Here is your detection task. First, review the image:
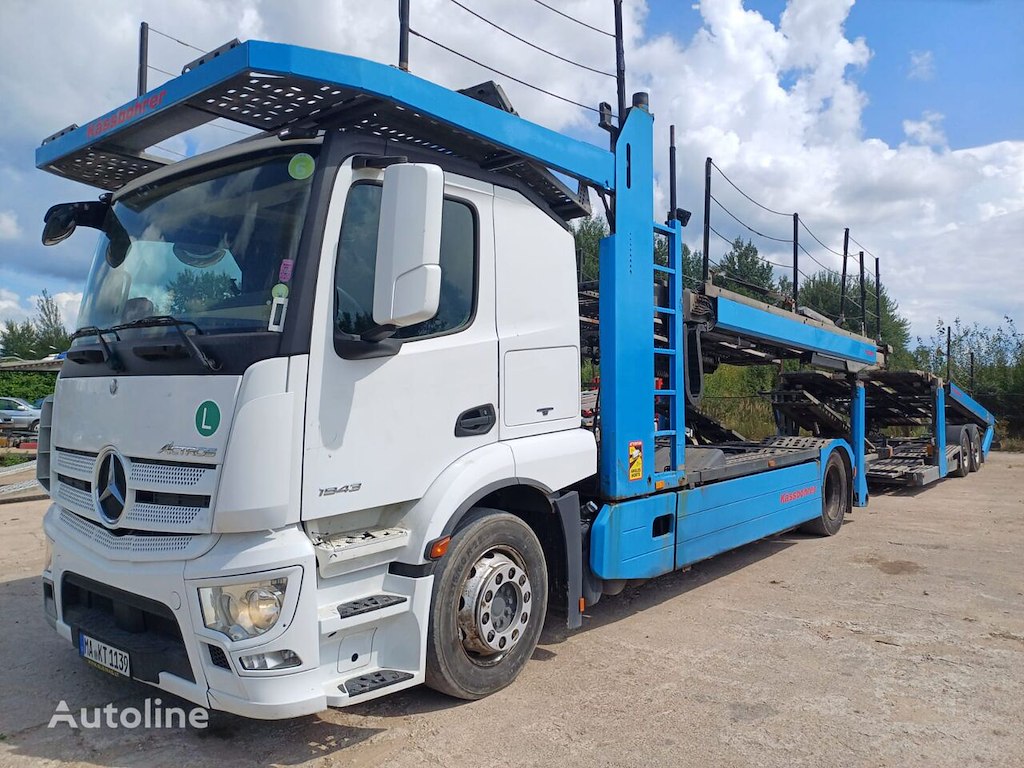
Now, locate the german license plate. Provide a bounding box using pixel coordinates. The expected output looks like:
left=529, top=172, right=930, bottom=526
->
left=79, top=632, right=131, bottom=678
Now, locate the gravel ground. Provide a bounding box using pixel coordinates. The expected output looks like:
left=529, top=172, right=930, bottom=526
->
left=0, top=453, right=1021, bottom=768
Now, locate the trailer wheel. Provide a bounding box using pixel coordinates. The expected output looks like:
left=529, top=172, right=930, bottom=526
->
left=953, top=429, right=971, bottom=478
left=967, top=426, right=982, bottom=473
left=425, top=510, right=548, bottom=700
left=800, top=452, right=849, bottom=537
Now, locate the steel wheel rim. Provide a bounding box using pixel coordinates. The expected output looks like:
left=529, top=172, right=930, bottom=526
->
left=457, top=547, right=533, bottom=667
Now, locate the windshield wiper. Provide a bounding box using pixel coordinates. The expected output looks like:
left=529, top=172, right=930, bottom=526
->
left=68, top=326, right=123, bottom=370
left=110, top=315, right=221, bottom=371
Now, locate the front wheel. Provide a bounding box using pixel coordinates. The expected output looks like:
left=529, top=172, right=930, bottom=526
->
left=799, top=451, right=850, bottom=537
left=29, top=420, right=39, bottom=432
left=425, top=510, right=548, bottom=700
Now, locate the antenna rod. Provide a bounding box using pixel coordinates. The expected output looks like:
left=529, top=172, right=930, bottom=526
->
left=840, top=228, right=849, bottom=322
left=137, top=22, right=149, bottom=97
left=613, top=0, right=626, bottom=127
left=668, top=125, right=677, bottom=222
left=399, top=0, right=411, bottom=71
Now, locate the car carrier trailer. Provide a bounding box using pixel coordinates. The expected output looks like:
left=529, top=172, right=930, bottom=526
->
left=31, top=35, right=986, bottom=718
left=770, top=369, right=995, bottom=487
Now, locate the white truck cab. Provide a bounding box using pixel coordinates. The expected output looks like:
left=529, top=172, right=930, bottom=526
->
left=40, top=125, right=594, bottom=717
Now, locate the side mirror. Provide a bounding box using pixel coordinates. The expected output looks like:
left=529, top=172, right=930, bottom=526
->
left=370, top=163, right=443, bottom=335
left=42, top=204, right=78, bottom=245
left=42, top=201, right=109, bottom=246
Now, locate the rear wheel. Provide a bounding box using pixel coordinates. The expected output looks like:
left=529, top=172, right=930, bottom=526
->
left=967, top=426, right=982, bottom=472
left=953, top=429, right=970, bottom=477
left=800, top=452, right=849, bottom=537
left=425, top=510, right=548, bottom=700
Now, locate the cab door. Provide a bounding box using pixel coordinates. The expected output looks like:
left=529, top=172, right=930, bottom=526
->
left=302, top=160, right=497, bottom=520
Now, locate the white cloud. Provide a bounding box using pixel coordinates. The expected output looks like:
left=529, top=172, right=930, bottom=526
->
left=903, top=110, right=946, bottom=147
left=908, top=49, right=934, bottom=81
left=0, top=210, right=21, bottom=240
left=0, top=0, right=1021, bottom=339
left=0, top=289, right=29, bottom=323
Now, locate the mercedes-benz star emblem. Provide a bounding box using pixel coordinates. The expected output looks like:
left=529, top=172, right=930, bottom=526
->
left=95, top=451, right=128, bottom=524
left=109, top=378, right=118, bottom=395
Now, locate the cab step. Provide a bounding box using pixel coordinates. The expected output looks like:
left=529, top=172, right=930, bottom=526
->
left=342, top=669, right=414, bottom=697
left=337, top=594, right=407, bottom=619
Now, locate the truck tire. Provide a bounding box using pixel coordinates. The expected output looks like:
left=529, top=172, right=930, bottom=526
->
left=953, top=429, right=970, bottom=478
left=799, top=451, right=849, bottom=537
left=966, top=425, right=982, bottom=472
left=425, top=510, right=548, bottom=700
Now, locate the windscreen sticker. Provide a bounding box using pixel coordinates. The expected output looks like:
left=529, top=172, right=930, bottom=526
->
left=195, top=401, right=221, bottom=438
left=628, top=440, right=643, bottom=481
left=271, top=283, right=289, bottom=299
left=278, top=259, right=295, bottom=282
left=288, top=153, right=315, bottom=180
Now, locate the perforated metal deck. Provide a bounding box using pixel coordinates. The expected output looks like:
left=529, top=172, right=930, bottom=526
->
left=37, top=42, right=594, bottom=219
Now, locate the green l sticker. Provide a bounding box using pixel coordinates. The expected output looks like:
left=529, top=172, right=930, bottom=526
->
left=195, top=400, right=221, bottom=437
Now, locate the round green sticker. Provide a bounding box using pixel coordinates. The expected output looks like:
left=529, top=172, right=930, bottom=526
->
left=195, top=400, right=221, bottom=437
left=288, top=153, right=315, bottom=180
left=271, top=282, right=289, bottom=299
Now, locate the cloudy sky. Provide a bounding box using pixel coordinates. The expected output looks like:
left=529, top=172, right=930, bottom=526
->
left=1, top=0, right=1021, bottom=340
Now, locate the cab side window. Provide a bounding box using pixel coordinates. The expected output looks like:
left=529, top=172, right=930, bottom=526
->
left=334, top=182, right=476, bottom=340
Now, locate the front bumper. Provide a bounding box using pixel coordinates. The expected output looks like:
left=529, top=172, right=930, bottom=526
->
left=43, top=504, right=327, bottom=719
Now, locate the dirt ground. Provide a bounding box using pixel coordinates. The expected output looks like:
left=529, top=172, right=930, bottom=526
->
left=1, top=454, right=1022, bottom=768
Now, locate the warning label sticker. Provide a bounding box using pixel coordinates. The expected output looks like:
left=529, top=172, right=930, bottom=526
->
left=628, top=440, right=643, bottom=481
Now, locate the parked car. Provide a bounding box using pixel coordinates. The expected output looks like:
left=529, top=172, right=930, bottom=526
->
left=0, top=397, right=42, bottom=431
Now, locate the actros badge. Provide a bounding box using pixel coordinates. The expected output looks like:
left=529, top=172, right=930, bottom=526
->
left=319, top=484, right=362, bottom=497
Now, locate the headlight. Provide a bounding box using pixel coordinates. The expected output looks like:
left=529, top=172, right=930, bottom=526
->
left=199, top=577, right=288, bottom=641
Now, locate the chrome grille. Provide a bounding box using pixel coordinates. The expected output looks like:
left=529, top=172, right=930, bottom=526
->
left=55, top=449, right=96, bottom=476
left=53, top=447, right=218, bottom=534
left=57, top=509, right=216, bottom=561
left=130, top=462, right=209, bottom=487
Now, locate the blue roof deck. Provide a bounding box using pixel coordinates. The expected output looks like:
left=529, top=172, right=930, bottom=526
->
left=36, top=40, right=612, bottom=212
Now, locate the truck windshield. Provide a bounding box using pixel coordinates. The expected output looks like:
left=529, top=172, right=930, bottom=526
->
left=74, top=147, right=319, bottom=339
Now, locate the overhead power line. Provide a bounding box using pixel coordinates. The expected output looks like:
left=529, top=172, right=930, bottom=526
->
left=710, top=161, right=791, bottom=217
left=148, top=26, right=206, bottom=53
left=798, top=218, right=844, bottom=258
left=147, top=64, right=176, bottom=77
left=797, top=242, right=841, bottom=277
left=448, top=0, right=614, bottom=78
left=409, top=28, right=604, bottom=114
left=711, top=194, right=793, bottom=244
left=527, top=0, right=615, bottom=37
left=848, top=234, right=877, bottom=261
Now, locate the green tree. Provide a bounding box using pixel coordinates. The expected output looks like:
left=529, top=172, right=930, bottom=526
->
left=795, top=271, right=912, bottom=367
left=0, top=319, right=39, bottom=360
left=34, top=290, right=71, bottom=354
left=572, top=215, right=607, bottom=284
left=713, top=238, right=775, bottom=299
left=165, top=271, right=237, bottom=315
left=912, top=317, right=1024, bottom=437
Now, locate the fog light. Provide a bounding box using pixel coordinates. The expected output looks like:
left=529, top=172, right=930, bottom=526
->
left=43, top=578, right=56, bottom=620
left=239, top=649, right=301, bottom=671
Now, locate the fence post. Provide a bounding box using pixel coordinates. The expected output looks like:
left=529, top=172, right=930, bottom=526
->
left=702, top=157, right=711, bottom=282
left=137, top=22, right=149, bottom=97
left=874, top=256, right=882, bottom=342
left=859, top=251, right=866, bottom=334
left=792, top=213, right=799, bottom=308
left=398, top=0, right=411, bottom=71
left=840, top=228, right=849, bottom=322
